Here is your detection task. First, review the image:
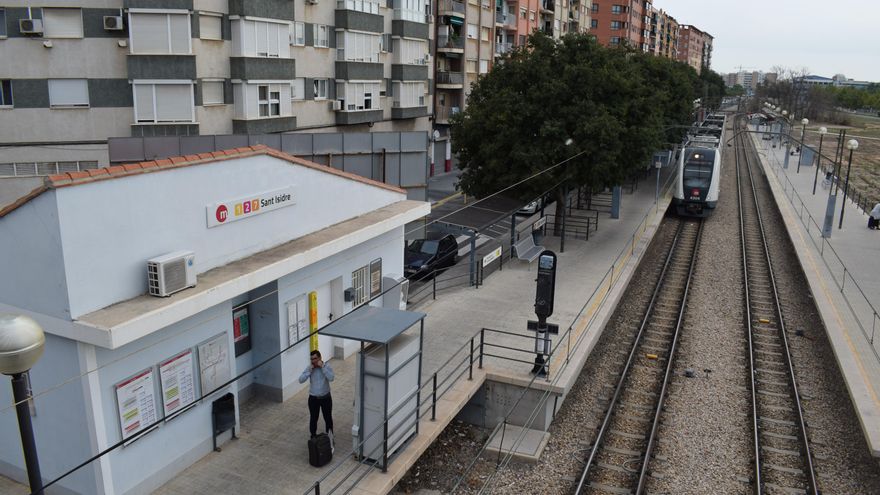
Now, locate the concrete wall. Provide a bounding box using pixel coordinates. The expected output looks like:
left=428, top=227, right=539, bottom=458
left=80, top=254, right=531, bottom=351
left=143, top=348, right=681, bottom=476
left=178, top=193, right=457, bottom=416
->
left=0, top=334, right=97, bottom=494
left=51, top=153, right=405, bottom=317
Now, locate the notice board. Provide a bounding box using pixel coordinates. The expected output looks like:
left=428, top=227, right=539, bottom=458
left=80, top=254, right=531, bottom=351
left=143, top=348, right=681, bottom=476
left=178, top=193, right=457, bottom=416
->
left=198, top=333, right=231, bottom=396
left=158, top=349, right=196, bottom=417
left=115, top=367, right=159, bottom=441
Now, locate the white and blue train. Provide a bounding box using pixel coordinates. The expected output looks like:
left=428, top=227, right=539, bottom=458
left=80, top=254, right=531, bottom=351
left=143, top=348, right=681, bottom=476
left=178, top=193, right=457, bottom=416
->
left=672, top=113, right=726, bottom=217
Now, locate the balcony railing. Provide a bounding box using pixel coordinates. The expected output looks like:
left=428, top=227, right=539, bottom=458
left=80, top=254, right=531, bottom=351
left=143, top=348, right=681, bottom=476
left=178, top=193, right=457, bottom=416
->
left=437, top=34, right=465, bottom=50
left=436, top=71, right=464, bottom=85
left=494, top=42, right=513, bottom=55
left=439, top=0, right=465, bottom=14
left=541, top=0, right=555, bottom=12
left=435, top=105, right=461, bottom=122
left=337, top=0, right=380, bottom=14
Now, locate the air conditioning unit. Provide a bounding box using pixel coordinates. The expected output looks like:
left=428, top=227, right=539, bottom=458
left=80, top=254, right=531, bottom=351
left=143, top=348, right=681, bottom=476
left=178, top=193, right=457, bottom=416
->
left=147, top=251, right=197, bottom=297
left=307, top=0, right=319, bottom=4
left=331, top=100, right=342, bottom=111
left=19, top=18, right=43, bottom=34
left=103, top=15, right=124, bottom=30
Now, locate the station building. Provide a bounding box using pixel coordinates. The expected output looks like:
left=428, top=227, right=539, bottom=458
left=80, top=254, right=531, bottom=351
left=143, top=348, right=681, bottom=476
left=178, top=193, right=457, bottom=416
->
left=0, top=145, right=429, bottom=494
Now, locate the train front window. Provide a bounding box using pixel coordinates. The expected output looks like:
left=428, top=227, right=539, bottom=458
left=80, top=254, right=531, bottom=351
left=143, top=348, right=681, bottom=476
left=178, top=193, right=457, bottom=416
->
left=683, top=150, right=714, bottom=190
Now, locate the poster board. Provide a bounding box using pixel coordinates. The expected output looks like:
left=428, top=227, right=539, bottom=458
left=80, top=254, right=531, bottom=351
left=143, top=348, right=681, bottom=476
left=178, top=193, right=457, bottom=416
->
left=198, top=333, right=231, bottom=396
left=158, top=349, right=196, bottom=417
left=369, top=258, right=382, bottom=298
left=233, top=306, right=251, bottom=357
left=286, top=295, right=308, bottom=347
left=115, top=367, right=159, bottom=441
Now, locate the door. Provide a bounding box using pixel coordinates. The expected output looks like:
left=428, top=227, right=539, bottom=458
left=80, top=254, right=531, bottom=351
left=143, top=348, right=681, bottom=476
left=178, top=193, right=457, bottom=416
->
left=314, top=283, right=334, bottom=361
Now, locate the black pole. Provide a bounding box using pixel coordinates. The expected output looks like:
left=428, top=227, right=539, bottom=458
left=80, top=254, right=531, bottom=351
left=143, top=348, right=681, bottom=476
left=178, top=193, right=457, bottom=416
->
left=531, top=315, right=547, bottom=377
left=11, top=372, right=42, bottom=495
left=812, top=134, right=824, bottom=195
left=797, top=123, right=806, bottom=173
left=839, top=148, right=854, bottom=229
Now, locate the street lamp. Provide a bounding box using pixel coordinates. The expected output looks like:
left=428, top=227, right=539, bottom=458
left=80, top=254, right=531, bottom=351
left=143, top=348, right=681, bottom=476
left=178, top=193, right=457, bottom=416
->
left=0, top=314, right=45, bottom=495
left=812, top=127, right=828, bottom=194
left=780, top=111, right=793, bottom=168
left=839, top=139, right=859, bottom=228
left=796, top=118, right=809, bottom=173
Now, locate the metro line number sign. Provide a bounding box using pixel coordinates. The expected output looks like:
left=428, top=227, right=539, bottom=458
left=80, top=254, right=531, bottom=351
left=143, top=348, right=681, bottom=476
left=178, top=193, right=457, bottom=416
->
left=206, top=186, right=296, bottom=228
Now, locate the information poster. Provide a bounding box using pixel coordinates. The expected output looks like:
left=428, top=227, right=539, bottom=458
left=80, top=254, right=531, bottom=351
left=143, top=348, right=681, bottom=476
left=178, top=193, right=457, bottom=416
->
left=233, top=307, right=251, bottom=357
left=198, top=333, right=231, bottom=395
left=369, top=258, right=382, bottom=298
left=287, top=296, right=308, bottom=346
left=158, top=350, right=196, bottom=417
left=115, top=368, right=158, bottom=441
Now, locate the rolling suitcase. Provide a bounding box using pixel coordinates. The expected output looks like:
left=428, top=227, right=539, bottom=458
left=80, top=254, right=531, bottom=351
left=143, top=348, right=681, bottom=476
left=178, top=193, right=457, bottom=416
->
left=308, top=433, right=333, bottom=467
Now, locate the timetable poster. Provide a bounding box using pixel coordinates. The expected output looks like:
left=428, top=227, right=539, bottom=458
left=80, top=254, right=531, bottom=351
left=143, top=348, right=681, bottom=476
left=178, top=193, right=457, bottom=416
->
left=158, top=350, right=196, bottom=417
left=115, top=368, right=158, bottom=441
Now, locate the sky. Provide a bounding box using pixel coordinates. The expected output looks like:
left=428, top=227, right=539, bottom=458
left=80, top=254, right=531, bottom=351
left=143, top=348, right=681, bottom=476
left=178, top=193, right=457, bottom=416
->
left=656, top=0, right=880, bottom=81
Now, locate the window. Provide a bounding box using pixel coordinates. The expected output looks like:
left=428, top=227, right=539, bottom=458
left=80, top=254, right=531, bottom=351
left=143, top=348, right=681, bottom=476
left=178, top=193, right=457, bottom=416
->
left=466, top=23, right=477, bottom=39
left=291, top=21, right=305, bottom=46
left=234, top=19, right=290, bottom=58
left=520, top=7, right=526, bottom=19
left=591, top=19, right=598, bottom=29
left=314, top=24, right=330, bottom=48
left=393, top=0, right=425, bottom=22
left=393, top=82, right=425, bottom=108
left=518, top=34, right=526, bottom=46
left=481, top=27, right=489, bottom=41
left=610, top=36, right=620, bottom=45
left=129, top=12, right=191, bottom=55
left=133, top=83, right=194, bottom=123
left=48, top=79, right=89, bottom=108
left=258, top=86, right=281, bottom=117
left=611, top=5, right=625, bottom=14
left=479, top=59, right=488, bottom=74
left=337, top=81, right=381, bottom=111
left=0, top=80, right=13, bottom=107
left=338, top=0, right=381, bottom=15
left=199, top=13, right=222, bottom=40
left=466, top=58, right=477, bottom=73
left=202, top=80, right=224, bottom=105
left=0, top=9, right=6, bottom=37
left=591, top=3, right=599, bottom=13
left=611, top=21, right=624, bottom=30
left=351, top=265, right=369, bottom=307
left=291, top=78, right=305, bottom=100
left=336, top=31, right=381, bottom=62
left=314, top=79, right=328, bottom=99
left=43, top=8, right=83, bottom=38
left=393, top=38, right=427, bottom=65
left=529, top=10, right=535, bottom=21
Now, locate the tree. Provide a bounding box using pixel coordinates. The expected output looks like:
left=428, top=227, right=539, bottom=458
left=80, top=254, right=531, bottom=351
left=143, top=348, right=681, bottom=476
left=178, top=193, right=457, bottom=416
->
left=451, top=33, right=700, bottom=222
left=726, top=84, right=745, bottom=96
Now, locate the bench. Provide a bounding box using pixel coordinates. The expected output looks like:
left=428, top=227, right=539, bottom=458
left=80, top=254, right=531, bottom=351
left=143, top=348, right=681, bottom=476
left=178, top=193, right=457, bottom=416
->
left=514, top=234, right=544, bottom=265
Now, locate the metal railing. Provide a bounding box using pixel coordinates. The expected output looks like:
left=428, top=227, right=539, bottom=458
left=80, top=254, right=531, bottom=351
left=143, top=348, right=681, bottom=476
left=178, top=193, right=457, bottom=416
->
left=434, top=105, right=461, bottom=123
left=438, top=0, right=466, bottom=14
left=494, top=41, right=513, bottom=55
left=436, top=71, right=465, bottom=85
left=758, top=135, right=880, bottom=364
left=436, top=34, right=465, bottom=50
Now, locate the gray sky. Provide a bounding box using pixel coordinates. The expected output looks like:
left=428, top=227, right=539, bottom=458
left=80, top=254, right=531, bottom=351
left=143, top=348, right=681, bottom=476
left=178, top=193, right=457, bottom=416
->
left=657, top=0, right=880, bottom=81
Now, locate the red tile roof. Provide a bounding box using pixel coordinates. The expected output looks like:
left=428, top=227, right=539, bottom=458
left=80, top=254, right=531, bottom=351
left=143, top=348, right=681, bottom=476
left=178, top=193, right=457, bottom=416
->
left=1, top=145, right=406, bottom=218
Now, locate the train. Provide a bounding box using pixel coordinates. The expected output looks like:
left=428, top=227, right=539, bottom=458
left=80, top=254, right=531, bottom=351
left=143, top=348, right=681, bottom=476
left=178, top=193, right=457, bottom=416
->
left=672, top=113, right=726, bottom=217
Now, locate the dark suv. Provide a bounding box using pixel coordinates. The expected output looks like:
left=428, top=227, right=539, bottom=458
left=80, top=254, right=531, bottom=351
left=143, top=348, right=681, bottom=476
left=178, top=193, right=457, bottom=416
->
left=404, top=234, right=459, bottom=280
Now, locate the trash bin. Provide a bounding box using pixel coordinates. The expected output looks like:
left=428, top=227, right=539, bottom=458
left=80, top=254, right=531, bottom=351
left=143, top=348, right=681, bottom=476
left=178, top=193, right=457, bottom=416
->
left=211, top=392, right=236, bottom=451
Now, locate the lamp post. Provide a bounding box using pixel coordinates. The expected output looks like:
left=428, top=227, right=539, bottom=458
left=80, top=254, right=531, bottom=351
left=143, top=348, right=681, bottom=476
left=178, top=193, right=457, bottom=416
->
left=781, top=110, right=792, bottom=169
left=812, top=127, right=827, bottom=195
left=796, top=118, right=809, bottom=173
left=0, top=314, right=46, bottom=495
left=838, top=139, right=859, bottom=229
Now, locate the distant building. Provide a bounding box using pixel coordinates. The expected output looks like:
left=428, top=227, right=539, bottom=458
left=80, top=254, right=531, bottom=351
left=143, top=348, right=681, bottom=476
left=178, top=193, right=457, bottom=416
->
left=589, top=0, right=653, bottom=52
left=832, top=74, right=872, bottom=90
left=648, top=7, right=678, bottom=60
left=677, top=24, right=712, bottom=74
left=725, top=70, right=772, bottom=94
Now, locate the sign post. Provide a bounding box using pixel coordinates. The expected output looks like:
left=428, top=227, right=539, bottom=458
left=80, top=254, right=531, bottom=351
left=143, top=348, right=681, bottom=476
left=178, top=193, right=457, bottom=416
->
left=531, top=251, right=557, bottom=377
left=309, top=291, right=319, bottom=352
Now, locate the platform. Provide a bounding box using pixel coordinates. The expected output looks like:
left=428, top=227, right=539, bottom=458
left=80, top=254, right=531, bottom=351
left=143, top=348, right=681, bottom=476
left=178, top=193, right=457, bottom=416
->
left=750, top=130, right=880, bottom=457
left=155, top=166, right=676, bottom=494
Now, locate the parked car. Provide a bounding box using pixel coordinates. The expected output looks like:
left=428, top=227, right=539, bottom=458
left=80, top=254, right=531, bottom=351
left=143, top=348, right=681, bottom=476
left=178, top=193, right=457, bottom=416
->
left=404, top=234, right=459, bottom=280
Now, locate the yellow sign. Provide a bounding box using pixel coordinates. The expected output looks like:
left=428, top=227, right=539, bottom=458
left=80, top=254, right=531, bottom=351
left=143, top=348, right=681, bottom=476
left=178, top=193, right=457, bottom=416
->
left=309, top=291, right=319, bottom=352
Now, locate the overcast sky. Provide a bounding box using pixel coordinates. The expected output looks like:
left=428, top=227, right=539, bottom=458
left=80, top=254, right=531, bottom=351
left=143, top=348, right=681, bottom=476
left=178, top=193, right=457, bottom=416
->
left=657, top=0, right=880, bottom=81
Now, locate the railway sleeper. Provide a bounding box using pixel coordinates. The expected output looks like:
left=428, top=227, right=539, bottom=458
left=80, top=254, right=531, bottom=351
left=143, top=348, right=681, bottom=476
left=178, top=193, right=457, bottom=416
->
left=762, top=482, right=808, bottom=495
left=586, top=482, right=634, bottom=495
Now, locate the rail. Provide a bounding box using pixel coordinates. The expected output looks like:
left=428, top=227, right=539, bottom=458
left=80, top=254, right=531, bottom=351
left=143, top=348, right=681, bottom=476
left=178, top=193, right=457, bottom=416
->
left=452, top=168, right=678, bottom=493
left=755, top=133, right=880, bottom=365
left=739, top=125, right=819, bottom=494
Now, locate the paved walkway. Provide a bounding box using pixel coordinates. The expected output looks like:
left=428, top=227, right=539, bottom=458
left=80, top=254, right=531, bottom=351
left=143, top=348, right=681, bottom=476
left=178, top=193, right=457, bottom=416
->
left=155, top=165, right=676, bottom=494
left=750, top=129, right=880, bottom=456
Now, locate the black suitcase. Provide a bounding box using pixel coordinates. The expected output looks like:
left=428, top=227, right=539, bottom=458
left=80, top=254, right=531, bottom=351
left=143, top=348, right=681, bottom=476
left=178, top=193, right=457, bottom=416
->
left=308, top=433, right=333, bottom=467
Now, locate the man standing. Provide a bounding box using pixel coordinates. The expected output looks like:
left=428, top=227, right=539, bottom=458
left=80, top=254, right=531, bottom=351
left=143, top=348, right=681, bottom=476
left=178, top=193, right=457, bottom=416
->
left=299, top=350, right=335, bottom=449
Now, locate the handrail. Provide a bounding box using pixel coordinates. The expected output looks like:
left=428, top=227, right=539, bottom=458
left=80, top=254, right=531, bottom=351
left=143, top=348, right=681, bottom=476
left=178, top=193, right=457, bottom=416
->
left=755, top=131, right=880, bottom=363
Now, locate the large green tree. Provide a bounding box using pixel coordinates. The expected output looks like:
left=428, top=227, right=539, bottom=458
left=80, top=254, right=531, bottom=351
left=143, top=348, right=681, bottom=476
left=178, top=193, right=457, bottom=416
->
left=451, top=33, right=700, bottom=218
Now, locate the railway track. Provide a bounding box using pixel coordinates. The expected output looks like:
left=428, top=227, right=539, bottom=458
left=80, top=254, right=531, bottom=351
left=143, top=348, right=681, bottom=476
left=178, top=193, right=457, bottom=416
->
left=574, top=217, right=703, bottom=495
left=735, top=123, right=819, bottom=494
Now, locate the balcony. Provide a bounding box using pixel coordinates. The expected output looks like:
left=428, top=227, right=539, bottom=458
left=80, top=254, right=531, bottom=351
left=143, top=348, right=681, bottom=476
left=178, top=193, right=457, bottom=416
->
left=436, top=71, right=465, bottom=88
left=437, top=34, right=465, bottom=53
left=435, top=105, right=461, bottom=124
left=541, top=0, right=555, bottom=13
left=494, top=42, right=513, bottom=56
left=439, top=0, right=466, bottom=17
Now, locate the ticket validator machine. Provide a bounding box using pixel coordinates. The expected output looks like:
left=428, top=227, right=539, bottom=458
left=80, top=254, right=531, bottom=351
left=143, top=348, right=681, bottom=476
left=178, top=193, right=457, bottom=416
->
left=531, top=250, right=557, bottom=376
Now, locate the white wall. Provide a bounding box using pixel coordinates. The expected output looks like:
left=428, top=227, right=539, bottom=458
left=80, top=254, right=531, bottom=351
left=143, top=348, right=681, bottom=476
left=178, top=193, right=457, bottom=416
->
left=0, top=107, right=133, bottom=142
left=52, top=154, right=405, bottom=317
left=0, top=191, right=71, bottom=319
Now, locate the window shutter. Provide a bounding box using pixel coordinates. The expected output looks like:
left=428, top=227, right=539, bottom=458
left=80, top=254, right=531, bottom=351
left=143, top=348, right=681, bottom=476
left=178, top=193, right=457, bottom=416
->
left=169, top=14, right=191, bottom=54
left=202, top=81, right=224, bottom=104
left=155, top=84, right=192, bottom=122
left=134, top=84, right=155, bottom=122
left=199, top=14, right=222, bottom=40
left=48, top=79, right=89, bottom=107
left=43, top=8, right=83, bottom=38
left=130, top=13, right=168, bottom=53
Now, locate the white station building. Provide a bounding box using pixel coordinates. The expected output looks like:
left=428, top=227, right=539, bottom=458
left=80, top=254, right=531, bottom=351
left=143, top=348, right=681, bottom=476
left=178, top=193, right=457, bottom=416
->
left=0, top=145, right=429, bottom=494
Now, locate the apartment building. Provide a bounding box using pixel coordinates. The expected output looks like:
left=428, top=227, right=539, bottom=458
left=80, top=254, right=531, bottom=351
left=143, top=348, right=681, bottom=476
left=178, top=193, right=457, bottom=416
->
left=648, top=6, right=676, bottom=60
left=677, top=23, right=712, bottom=74
left=0, top=0, right=432, bottom=165
left=588, top=0, right=652, bottom=52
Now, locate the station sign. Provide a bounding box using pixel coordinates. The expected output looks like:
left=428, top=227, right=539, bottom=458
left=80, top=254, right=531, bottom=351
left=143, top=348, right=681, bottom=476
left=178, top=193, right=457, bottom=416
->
left=482, top=246, right=502, bottom=267
left=206, top=186, right=296, bottom=228
left=532, top=217, right=547, bottom=231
